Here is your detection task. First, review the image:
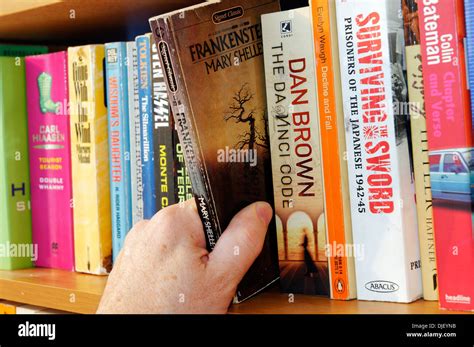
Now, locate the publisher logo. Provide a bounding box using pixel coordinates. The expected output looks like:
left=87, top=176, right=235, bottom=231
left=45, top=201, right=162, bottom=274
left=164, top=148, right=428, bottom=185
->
left=280, top=20, right=292, bottom=35
left=158, top=41, right=178, bottom=93
left=106, top=48, right=118, bottom=64
left=365, top=280, right=399, bottom=293
left=212, top=6, right=244, bottom=24
left=445, top=294, right=471, bottom=305
left=335, top=278, right=345, bottom=294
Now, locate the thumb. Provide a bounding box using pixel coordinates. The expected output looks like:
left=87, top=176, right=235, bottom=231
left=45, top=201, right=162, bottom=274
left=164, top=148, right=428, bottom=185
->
left=207, top=201, right=273, bottom=284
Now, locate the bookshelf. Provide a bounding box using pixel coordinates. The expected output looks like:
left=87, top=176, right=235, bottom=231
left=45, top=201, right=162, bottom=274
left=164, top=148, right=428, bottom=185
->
left=0, top=268, right=465, bottom=314
left=0, top=0, right=202, bottom=44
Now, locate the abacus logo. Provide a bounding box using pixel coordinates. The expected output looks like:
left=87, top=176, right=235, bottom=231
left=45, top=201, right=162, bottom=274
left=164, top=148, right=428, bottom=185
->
left=365, top=280, right=400, bottom=293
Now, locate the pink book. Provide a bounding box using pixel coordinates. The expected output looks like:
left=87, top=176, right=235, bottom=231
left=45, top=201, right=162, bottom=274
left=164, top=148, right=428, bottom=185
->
left=26, top=51, right=75, bottom=271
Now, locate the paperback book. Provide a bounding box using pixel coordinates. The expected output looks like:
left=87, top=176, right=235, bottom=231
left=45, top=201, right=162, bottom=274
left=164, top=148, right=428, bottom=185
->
left=419, top=0, right=474, bottom=311
left=105, top=42, right=133, bottom=261
left=136, top=34, right=157, bottom=218
left=262, top=7, right=329, bottom=296
left=310, top=0, right=357, bottom=300
left=149, top=0, right=281, bottom=302
left=150, top=40, right=176, bottom=210
left=402, top=0, right=438, bottom=300
left=26, top=51, right=75, bottom=271
left=0, top=57, right=33, bottom=270
left=335, top=0, right=422, bottom=302
left=466, top=0, right=474, bottom=119
left=127, top=41, right=144, bottom=225
left=68, top=45, right=112, bottom=274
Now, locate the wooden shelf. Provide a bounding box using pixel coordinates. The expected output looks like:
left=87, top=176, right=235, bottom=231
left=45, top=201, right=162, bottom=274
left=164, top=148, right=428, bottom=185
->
left=0, top=268, right=106, bottom=314
left=0, top=0, right=202, bottom=44
left=0, top=268, right=469, bottom=314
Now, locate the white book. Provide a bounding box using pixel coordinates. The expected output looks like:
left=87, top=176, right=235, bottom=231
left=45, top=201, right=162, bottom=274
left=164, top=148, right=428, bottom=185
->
left=126, top=41, right=144, bottom=225
left=262, top=7, right=329, bottom=296
left=335, top=0, right=422, bottom=302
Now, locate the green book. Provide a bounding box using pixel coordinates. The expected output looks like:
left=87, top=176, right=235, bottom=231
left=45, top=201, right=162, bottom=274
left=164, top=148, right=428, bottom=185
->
left=0, top=44, right=48, bottom=57
left=0, top=57, right=33, bottom=270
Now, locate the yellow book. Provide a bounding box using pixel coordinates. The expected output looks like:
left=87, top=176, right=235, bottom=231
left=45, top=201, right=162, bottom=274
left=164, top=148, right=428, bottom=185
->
left=68, top=45, right=112, bottom=274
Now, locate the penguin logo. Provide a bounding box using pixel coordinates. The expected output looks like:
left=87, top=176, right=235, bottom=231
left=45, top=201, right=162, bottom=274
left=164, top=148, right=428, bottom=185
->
left=335, top=278, right=345, bottom=294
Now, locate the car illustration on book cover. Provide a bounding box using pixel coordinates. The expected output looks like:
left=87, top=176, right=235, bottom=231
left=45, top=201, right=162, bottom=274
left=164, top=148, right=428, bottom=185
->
left=429, top=148, right=474, bottom=203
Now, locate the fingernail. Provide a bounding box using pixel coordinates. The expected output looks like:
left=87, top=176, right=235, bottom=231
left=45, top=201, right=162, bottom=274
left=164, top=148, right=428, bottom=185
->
left=256, top=202, right=273, bottom=225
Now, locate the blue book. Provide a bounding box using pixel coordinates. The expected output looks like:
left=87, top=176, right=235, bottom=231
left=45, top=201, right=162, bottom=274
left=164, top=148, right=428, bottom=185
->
left=126, top=41, right=144, bottom=226
left=105, top=42, right=133, bottom=261
left=466, top=0, right=474, bottom=118
left=136, top=34, right=156, bottom=219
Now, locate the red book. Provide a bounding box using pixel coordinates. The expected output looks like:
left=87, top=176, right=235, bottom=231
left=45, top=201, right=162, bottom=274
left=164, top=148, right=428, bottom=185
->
left=419, top=0, right=474, bottom=311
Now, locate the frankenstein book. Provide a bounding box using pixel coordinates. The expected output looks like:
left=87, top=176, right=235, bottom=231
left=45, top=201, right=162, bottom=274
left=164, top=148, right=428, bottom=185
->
left=149, top=0, right=280, bottom=303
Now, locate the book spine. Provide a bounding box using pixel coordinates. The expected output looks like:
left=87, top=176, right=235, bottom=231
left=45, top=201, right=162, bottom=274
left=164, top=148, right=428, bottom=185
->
left=26, top=51, right=75, bottom=271
left=0, top=45, right=48, bottom=57
left=311, top=0, right=357, bottom=300
left=466, top=0, right=474, bottom=119
left=68, top=45, right=112, bottom=275
left=335, top=0, right=422, bottom=302
left=0, top=57, right=33, bottom=270
left=136, top=34, right=157, bottom=219
left=105, top=42, right=133, bottom=261
left=174, top=127, right=193, bottom=204
left=419, top=0, right=474, bottom=311
left=149, top=18, right=221, bottom=249
left=402, top=0, right=438, bottom=301
left=151, top=39, right=176, bottom=210
left=126, top=42, right=144, bottom=225
left=262, top=8, right=329, bottom=296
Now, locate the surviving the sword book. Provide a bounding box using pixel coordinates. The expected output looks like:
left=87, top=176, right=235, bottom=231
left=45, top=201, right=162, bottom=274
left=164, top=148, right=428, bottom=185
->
left=149, top=0, right=280, bottom=303
left=335, top=0, right=422, bottom=302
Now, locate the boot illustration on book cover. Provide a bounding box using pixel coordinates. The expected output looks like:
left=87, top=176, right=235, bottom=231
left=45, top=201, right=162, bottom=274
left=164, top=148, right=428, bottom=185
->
left=38, top=72, right=61, bottom=114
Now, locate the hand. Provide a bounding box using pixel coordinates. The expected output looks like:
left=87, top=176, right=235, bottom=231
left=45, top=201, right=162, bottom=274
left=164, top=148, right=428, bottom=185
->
left=97, top=199, right=273, bottom=314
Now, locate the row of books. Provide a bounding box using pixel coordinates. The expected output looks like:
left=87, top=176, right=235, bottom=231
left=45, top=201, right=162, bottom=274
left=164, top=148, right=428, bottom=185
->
left=0, top=38, right=191, bottom=275
left=146, top=0, right=474, bottom=311
left=1, top=0, right=473, bottom=311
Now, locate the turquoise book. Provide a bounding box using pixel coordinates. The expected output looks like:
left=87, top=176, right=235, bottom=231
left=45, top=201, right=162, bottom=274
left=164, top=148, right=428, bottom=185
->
left=105, top=42, right=133, bottom=261
left=0, top=57, right=34, bottom=270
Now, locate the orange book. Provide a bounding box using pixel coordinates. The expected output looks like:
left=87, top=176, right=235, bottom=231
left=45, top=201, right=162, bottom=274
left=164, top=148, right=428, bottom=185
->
left=0, top=301, right=17, bottom=314
left=311, top=0, right=357, bottom=299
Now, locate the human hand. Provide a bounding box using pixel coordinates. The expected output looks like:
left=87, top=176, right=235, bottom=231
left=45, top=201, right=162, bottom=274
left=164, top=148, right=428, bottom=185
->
left=97, top=199, right=273, bottom=314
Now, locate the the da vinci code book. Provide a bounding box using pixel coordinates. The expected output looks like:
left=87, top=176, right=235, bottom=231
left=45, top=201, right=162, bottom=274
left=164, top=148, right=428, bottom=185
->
left=149, top=0, right=281, bottom=303
left=335, top=0, right=422, bottom=302
left=26, top=51, right=75, bottom=271
left=262, top=7, right=329, bottom=297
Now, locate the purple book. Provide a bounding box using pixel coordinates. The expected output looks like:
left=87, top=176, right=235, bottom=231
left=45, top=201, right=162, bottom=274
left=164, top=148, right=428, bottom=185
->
left=26, top=51, right=75, bottom=270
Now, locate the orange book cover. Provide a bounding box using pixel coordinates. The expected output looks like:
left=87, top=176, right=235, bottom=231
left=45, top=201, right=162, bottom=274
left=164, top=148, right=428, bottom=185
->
left=311, top=0, right=357, bottom=299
